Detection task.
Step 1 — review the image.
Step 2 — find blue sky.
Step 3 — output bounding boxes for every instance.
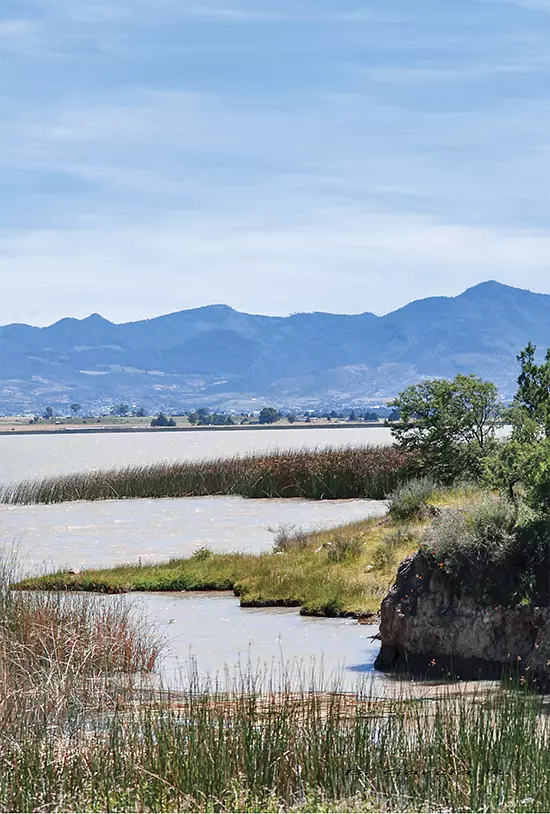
[1,0,549,324]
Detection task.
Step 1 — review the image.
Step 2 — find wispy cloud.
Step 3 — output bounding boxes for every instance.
[2,0,549,322]
[2,210,550,325]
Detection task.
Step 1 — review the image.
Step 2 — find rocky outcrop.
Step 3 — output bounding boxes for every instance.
[374,550,550,690]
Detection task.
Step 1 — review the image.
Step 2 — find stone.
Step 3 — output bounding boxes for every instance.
[374,550,550,691]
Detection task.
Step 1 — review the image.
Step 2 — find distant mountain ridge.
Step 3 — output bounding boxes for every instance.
[2,281,550,413]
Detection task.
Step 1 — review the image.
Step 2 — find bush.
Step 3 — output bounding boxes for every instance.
[326,534,364,563]
[372,527,418,569]
[151,413,176,427]
[419,496,540,605]
[190,546,214,561]
[388,477,437,521]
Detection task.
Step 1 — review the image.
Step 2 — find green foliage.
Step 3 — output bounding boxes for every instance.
[515,341,550,437]
[485,343,550,508]
[388,477,438,521]
[420,495,550,606]
[43,406,54,419]
[258,407,279,424]
[390,374,501,483]
[69,402,81,416]
[190,546,214,561]
[151,412,176,427]
[111,402,130,417]
[326,534,364,563]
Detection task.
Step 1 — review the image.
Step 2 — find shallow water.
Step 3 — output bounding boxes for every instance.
[0,426,393,484]
[0,426,393,692]
[132,591,387,693]
[2,495,387,574]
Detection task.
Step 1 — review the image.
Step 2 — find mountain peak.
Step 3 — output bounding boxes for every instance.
[83,313,112,324]
[460,280,539,299]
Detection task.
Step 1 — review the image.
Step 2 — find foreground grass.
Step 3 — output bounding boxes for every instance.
[1,445,410,504]
[2,669,549,812]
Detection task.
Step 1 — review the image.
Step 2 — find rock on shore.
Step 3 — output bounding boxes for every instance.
[374,550,550,691]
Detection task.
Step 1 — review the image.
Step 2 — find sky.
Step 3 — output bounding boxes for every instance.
[1,0,549,325]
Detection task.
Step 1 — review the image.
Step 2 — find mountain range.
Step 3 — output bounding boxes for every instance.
[2,280,550,414]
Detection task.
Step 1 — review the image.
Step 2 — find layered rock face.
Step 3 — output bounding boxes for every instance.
[374,550,550,690]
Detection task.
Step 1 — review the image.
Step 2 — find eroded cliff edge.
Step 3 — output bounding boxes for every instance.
[374,549,550,691]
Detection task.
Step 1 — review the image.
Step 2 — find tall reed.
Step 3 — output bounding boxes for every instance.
[1,445,410,505]
[0,553,160,754]
[0,664,547,812]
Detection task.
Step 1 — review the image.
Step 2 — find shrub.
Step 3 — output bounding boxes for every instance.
[326,534,364,563]
[270,524,311,553]
[191,546,214,561]
[419,496,542,605]
[388,477,437,521]
[372,527,417,569]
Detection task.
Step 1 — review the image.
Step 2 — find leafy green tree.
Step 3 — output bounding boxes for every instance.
[134,406,147,417]
[43,406,54,420]
[390,374,501,482]
[151,413,176,427]
[70,403,81,417]
[287,413,297,424]
[513,342,550,438]
[488,343,550,504]
[111,403,130,417]
[258,407,279,425]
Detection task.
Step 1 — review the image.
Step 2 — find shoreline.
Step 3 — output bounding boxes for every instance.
[0,421,384,437]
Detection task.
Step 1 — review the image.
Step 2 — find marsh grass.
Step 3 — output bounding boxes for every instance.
[1,445,409,505]
[0,665,548,812]
[18,516,418,616]
[0,553,161,810]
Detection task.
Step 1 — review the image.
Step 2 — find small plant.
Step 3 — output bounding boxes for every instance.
[326,534,364,563]
[389,477,437,521]
[270,524,311,553]
[191,546,214,561]
[372,527,417,569]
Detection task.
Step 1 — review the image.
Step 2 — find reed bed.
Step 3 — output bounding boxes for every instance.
[0,664,548,812]
[0,445,410,505]
[0,553,162,811]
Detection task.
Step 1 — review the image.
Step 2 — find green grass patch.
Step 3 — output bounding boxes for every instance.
[15,511,431,616]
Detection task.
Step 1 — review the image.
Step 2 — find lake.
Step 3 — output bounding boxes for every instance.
[0,426,393,690]
[0,425,393,484]
[3,495,387,573]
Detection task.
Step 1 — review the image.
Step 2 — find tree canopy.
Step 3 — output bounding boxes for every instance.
[390,374,501,482]
[258,407,279,425]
